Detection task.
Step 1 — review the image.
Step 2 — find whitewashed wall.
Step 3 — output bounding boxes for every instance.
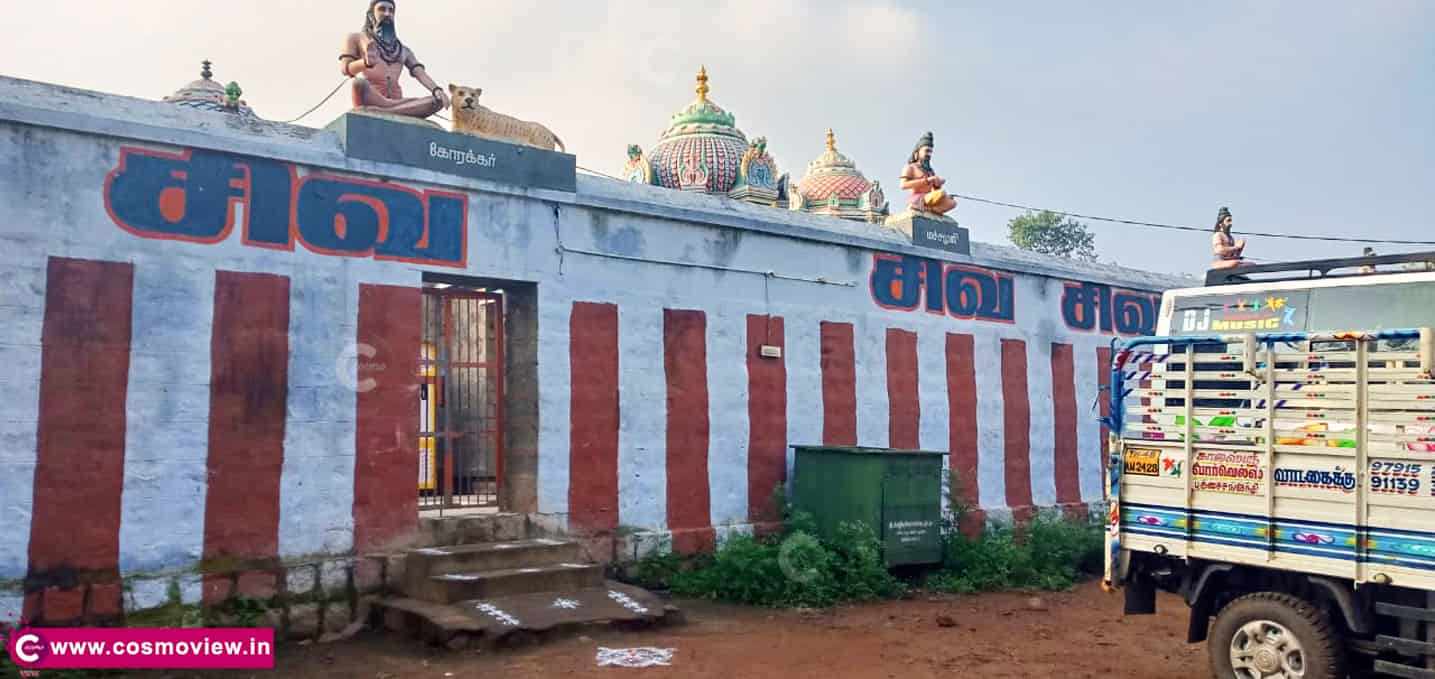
[0,75,1190,609]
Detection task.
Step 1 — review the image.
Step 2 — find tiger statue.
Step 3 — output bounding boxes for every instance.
[447,84,565,153]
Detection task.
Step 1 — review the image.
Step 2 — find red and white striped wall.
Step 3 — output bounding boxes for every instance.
[0,255,1120,594]
[552,300,1113,553]
[0,257,423,595]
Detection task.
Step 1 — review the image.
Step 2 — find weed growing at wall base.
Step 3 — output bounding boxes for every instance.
[625,477,1101,608]
[626,513,1101,608]
[661,521,906,608]
[926,512,1104,595]
[624,494,905,609]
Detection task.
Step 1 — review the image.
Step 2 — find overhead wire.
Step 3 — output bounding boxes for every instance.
[276,78,350,125]
[951,193,1435,247]
[577,165,622,181]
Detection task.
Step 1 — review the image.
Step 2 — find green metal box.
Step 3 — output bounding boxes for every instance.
[790,445,948,567]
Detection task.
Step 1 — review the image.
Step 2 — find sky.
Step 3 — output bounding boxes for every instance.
[3,0,1431,276]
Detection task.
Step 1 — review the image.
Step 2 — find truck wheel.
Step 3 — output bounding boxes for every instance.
[1207,592,1344,679]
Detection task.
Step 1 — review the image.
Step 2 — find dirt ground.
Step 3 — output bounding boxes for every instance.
[217,581,1207,679]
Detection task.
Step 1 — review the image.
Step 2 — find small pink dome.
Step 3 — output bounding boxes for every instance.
[798,172,871,202]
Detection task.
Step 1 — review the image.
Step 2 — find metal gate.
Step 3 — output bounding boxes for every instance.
[419,287,504,510]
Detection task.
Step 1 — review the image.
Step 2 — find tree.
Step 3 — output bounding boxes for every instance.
[1006,210,1098,262]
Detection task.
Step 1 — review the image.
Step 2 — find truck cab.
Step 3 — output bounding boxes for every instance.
[1105,252,1435,678]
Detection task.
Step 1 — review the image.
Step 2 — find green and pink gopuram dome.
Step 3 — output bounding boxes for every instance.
[624,67,779,206]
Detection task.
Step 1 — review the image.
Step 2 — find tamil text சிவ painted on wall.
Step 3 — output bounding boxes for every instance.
[870,253,1015,324]
[104,146,468,267]
[1060,281,1160,337]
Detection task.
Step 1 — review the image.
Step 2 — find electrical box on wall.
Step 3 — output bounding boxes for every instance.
[760,345,782,359]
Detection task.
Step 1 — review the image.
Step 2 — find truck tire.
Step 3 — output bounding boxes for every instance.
[1207,592,1345,679]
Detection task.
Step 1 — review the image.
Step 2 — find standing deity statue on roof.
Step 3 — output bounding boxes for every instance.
[899,132,957,217]
[340,0,449,118]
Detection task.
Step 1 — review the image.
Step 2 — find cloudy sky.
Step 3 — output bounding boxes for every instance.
[4,0,1430,275]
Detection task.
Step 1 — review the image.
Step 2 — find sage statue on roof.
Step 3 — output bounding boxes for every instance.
[1211,207,1246,270]
[340,0,449,119]
[899,131,957,217]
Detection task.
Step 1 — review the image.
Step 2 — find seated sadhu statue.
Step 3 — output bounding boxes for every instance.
[1211,206,1247,270]
[340,0,449,118]
[899,131,957,217]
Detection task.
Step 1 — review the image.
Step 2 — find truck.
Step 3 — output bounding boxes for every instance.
[1103,251,1435,678]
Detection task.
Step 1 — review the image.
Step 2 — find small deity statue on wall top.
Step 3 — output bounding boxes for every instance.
[340,0,449,119]
[899,131,957,217]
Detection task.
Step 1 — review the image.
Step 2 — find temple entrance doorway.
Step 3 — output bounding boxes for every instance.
[419,281,503,513]
[415,273,539,518]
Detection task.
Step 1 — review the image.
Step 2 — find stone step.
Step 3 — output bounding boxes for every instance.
[417,562,605,604]
[416,512,527,548]
[373,581,682,651]
[403,539,580,595]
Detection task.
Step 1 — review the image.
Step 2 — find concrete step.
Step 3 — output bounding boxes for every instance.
[403,539,581,595]
[418,562,605,604]
[373,581,682,651]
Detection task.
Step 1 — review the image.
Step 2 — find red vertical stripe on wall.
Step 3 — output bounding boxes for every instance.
[1097,347,1113,491]
[1050,343,1081,505]
[746,315,787,529]
[352,284,422,553]
[820,321,857,446]
[568,302,621,534]
[29,257,133,578]
[886,329,920,449]
[665,309,713,553]
[946,334,980,517]
[203,271,289,570]
[1000,339,1033,510]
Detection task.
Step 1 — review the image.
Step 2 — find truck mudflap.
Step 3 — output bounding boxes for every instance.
[1123,577,1156,615]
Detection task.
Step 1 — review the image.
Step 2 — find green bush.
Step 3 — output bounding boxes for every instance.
[630,519,906,609]
[926,512,1102,594]
[626,477,1101,607]
[670,533,807,606]
[627,548,684,592]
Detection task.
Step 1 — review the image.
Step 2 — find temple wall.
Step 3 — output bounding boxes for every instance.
[0,75,1193,622]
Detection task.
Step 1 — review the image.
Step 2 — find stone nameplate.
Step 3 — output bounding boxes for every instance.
[887,212,971,255]
[327,112,577,193]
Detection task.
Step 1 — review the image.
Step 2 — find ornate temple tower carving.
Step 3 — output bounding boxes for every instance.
[624,66,778,207]
[789,129,889,224]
